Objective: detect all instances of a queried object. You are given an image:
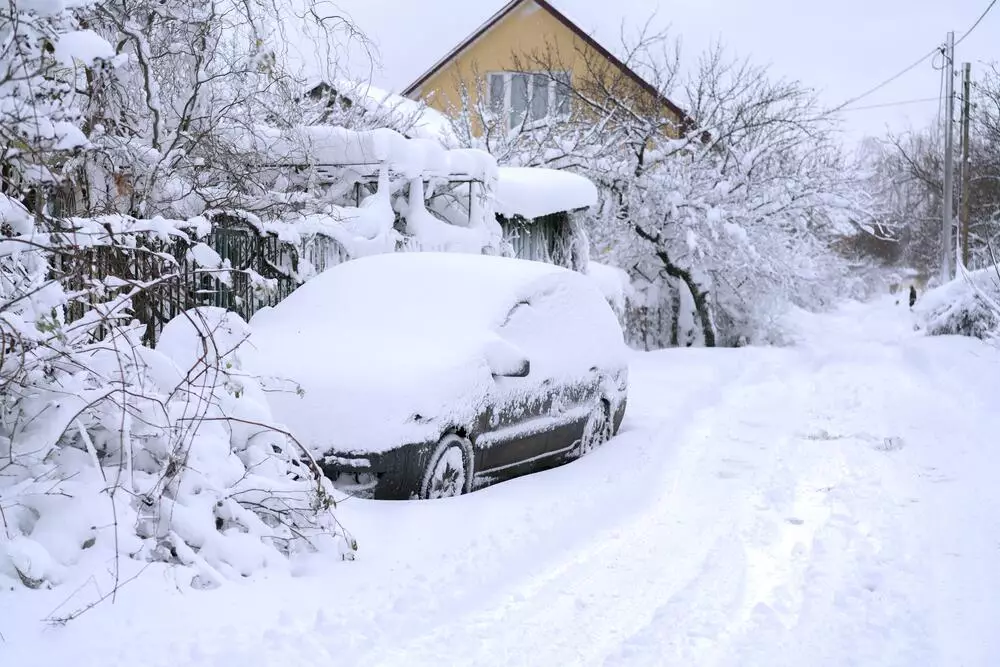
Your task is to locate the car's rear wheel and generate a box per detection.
[579,400,613,457]
[420,434,474,499]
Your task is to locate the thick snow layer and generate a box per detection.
[333,79,460,147]
[402,178,489,253]
[53,30,114,66]
[232,124,496,181]
[495,167,598,219]
[246,252,626,455]
[7,297,1000,666]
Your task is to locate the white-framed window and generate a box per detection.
[487,71,572,130]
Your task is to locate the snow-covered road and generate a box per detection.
[5,297,1000,666]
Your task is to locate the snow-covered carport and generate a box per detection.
[494,166,598,271]
[238,125,503,257]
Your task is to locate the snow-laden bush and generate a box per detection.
[0,305,353,591]
[0,210,352,593]
[916,266,1000,340]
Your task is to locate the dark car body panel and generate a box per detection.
[319,367,628,500]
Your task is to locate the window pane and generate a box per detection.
[554,72,571,115]
[489,74,505,112]
[510,73,528,128]
[531,74,549,121]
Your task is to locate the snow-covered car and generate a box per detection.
[248,252,628,500]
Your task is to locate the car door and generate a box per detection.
[475,288,598,478]
[496,284,607,461]
[474,297,558,479]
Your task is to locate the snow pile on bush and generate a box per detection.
[915,266,1000,340]
[0,298,352,593]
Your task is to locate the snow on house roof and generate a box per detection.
[495,167,597,219]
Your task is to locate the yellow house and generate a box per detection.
[401,0,688,138]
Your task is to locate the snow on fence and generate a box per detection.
[52,214,346,346]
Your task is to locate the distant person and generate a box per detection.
[909,284,917,308]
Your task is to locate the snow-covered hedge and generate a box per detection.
[915,267,1000,340]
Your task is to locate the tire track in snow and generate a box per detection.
[360,352,795,667]
[363,331,943,667]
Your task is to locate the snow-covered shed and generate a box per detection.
[494,166,597,270]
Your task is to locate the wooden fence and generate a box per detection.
[53,215,350,346]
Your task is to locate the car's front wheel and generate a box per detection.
[578,400,613,457]
[419,433,474,499]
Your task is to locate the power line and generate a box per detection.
[825,0,995,119]
[956,0,998,45]
[829,46,943,113]
[839,97,941,112]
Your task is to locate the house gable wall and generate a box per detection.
[407,0,681,137]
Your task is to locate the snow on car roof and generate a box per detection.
[256,251,589,335]
[495,167,598,219]
[247,252,626,454]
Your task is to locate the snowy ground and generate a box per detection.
[4,296,1000,666]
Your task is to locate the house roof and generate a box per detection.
[293,1,690,119]
[401,0,688,122]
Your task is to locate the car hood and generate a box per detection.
[245,330,495,455]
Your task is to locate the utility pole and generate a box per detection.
[941,31,955,284]
[959,62,972,270]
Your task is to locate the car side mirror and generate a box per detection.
[485,338,531,378]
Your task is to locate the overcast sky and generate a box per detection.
[318,0,998,144]
[652,0,997,143]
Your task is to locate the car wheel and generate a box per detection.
[420,434,474,499]
[578,400,613,457]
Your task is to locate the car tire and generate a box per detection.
[578,399,613,457]
[419,433,474,499]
